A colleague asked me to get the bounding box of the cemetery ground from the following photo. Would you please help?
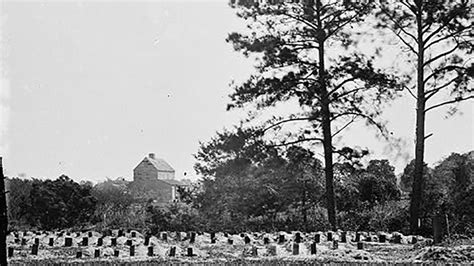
[6,229,474,264]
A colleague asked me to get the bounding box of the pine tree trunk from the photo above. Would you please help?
[410,4,425,235]
[0,157,8,265]
[315,0,336,231]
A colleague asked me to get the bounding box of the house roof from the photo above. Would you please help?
[146,157,175,172]
[161,179,189,186]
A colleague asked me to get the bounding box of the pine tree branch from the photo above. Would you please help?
[402,85,417,99]
[261,117,316,134]
[325,13,359,40]
[269,137,324,147]
[378,5,418,43]
[284,13,318,31]
[424,65,465,84]
[424,95,474,113]
[423,44,459,67]
[425,27,468,50]
[331,112,387,137]
[328,77,359,96]
[330,87,364,101]
[400,0,417,15]
[424,76,459,101]
[331,115,357,138]
[423,12,459,46]
[387,27,418,55]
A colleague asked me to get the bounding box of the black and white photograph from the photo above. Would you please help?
[0,0,472,264]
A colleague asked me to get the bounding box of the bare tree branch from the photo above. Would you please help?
[424,76,459,101]
[261,117,315,134]
[331,112,387,137]
[423,44,459,67]
[325,13,359,40]
[425,27,468,50]
[269,137,324,147]
[331,115,357,138]
[328,77,359,96]
[425,95,474,113]
[379,5,418,43]
[403,85,417,99]
[284,13,318,31]
[424,65,466,84]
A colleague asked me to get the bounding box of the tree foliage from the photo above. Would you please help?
[227,0,401,229]
[376,0,473,234]
[194,127,325,231]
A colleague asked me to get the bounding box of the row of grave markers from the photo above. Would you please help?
[12,230,414,247]
[9,241,355,259]
[8,230,419,259]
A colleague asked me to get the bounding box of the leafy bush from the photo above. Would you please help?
[338,200,409,233]
[146,203,204,234]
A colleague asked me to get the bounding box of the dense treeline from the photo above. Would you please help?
[5,149,472,239]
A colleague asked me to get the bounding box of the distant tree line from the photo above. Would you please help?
[193,127,473,236]
[4,149,472,239]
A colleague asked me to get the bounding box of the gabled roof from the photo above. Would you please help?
[161,179,189,186]
[145,157,175,172]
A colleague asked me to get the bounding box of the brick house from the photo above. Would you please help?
[129,153,188,203]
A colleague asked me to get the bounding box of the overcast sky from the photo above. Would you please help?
[1,1,472,183]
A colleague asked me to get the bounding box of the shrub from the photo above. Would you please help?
[146,203,203,234]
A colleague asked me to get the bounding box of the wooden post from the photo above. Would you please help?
[278,235,285,244]
[355,232,361,242]
[31,244,39,255]
[65,237,72,247]
[327,232,332,241]
[379,234,386,243]
[340,232,347,243]
[314,234,320,243]
[187,247,194,257]
[244,236,251,244]
[295,232,302,243]
[169,246,176,257]
[310,242,317,255]
[292,243,299,255]
[0,158,7,266]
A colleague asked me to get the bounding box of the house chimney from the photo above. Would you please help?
[149,153,155,159]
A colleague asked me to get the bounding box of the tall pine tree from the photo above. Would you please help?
[377,0,473,233]
[228,0,400,229]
